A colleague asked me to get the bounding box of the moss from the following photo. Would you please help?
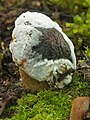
[64,11,90,58]
[70,72,90,96]
[5,70,90,120]
[84,46,90,58]
[49,0,90,14]
[5,91,72,120]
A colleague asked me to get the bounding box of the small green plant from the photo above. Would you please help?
[84,46,90,58]
[0,52,3,60]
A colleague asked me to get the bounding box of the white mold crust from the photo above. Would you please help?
[10,11,76,88]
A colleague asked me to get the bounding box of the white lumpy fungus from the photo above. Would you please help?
[10,11,76,88]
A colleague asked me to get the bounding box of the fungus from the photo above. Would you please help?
[9,11,76,92]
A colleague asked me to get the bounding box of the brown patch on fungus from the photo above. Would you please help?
[32,28,72,62]
[18,59,27,67]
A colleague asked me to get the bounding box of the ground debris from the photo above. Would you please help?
[77,61,90,84]
[0,92,12,116]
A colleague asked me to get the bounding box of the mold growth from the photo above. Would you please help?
[9,11,76,89]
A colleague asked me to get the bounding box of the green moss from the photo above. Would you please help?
[71,72,90,96]
[49,0,90,14]
[64,8,90,57]
[5,91,72,120]
[5,71,90,120]
[65,11,90,37]
[84,46,90,57]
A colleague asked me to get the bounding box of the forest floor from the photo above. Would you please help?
[0,0,90,120]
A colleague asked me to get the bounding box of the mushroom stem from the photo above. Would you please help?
[19,67,50,92]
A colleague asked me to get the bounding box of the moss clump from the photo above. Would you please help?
[65,10,90,39]
[48,0,90,14]
[64,6,90,58]
[69,72,90,97]
[5,70,90,120]
[5,91,72,120]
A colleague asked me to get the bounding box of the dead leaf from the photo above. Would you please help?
[70,97,90,120]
